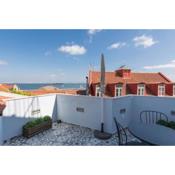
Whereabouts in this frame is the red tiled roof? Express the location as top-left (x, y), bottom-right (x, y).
top-left (2, 84), bottom-right (14, 89)
top-left (89, 71), bottom-right (172, 84)
top-left (0, 84), bottom-right (10, 92)
top-left (26, 89), bottom-right (81, 96)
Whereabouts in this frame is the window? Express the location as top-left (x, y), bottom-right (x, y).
top-left (115, 84), bottom-right (123, 97)
top-left (158, 84), bottom-right (165, 96)
top-left (173, 85), bottom-right (175, 96)
top-left (95, 86), bottom-right (101, 97)
top-left (137, 84), bottom-right (145, 96)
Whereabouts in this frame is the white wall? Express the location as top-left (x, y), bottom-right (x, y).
top-left (0, 117), bottom-right (3, 144)
top-left (128, 96), bottom-right (175, 145)
top-left (0, 94), bottom-right (57, 144)
top-left (132, 96), bottom-right (175, 122)
top-left (57, 94), bottom-right (101, 131)
top-left (3, 94), bottom-right (57, 119)
top-left (113, 96), bottom-right (133, 129)
top-left (1, 117), bottom-right (33, 143)
top-left (56, 94), bottom-right (114, 133)
top-left (2, 94), bottom-right (175, 145)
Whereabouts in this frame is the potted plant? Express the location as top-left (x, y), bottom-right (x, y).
top-left (156, 119), bottom-right (175, 130)
top-left (23, 116), bottom-right (52, 138)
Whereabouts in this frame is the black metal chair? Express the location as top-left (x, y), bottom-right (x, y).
top-left (140, 111), bottom-right (168, 124)
top-left (113, 117), bottom-right (127, 145)
top-left (113, 117), bottom-right (148, 145)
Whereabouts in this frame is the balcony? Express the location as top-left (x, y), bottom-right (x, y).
top-left (1, 94), bottom-right (175, 145)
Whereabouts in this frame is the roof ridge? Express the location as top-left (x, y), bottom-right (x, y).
top-left (131, 72), bottom-right (159, 74)
top-left (90, 70), bottom-right (162, 74)
top-left (158, 72), bottom-right (172, 82)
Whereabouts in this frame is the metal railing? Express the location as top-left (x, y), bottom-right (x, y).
top-left (140, 110), bottom-right (168, 124)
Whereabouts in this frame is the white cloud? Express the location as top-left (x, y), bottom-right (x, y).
top-left (144, 60), bottom-right (175, 69)
top-left (58, 44), bottom-right (86, 55)
top-left (133, 35), bottom-right (158, 48)
top-left (107, 42), bottom-right (126, 49)
top-left (88, 30), bottom-right (102, 43)
top-left (0, 60), bottom-right (8, 65)
top-left (88, 29), bottom-right (102, 35)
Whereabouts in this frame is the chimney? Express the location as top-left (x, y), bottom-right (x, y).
top-left (115, 67), bottom-right (131, 78)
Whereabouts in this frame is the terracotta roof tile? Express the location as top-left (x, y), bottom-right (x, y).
top-left (0, 84), bottom-right (10, 92)
top-left (89, 71), bottom-right (172, 84)
top-left (26, 89), bottom-right (81, 95)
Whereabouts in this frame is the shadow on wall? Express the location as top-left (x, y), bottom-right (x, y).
top-left (2, 94), bottom-right (58, 119)
top-left (52, 96), bottom-right (58, 122)
top-left (1, 116), bottom-right (35, 143)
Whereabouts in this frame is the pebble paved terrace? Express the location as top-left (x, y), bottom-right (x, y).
top-left (3, 122), bottom-right (138, 146)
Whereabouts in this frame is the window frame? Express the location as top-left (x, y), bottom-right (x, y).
top-left (137, 84), bottom-right (145, 96)
top-left (173, 84), bottom-right (175, 96)
top-left (158, 84), bottom-right (165, 96)
top-left (95, 85), bottom-right (101, 97)
top-left (115, 84), bottom-right (123, 97)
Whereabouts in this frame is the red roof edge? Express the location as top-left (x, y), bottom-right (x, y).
top-left (158, 72), bottom-right (172, 82)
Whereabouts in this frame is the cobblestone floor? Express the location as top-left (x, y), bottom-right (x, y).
top-left (3, 122), bottom-right (139, 146)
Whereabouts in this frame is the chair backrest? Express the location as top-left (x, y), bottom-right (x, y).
top-left (113, 117), bottom-right (127, 145)
top-left (140, 111), bottom-right (168, 124)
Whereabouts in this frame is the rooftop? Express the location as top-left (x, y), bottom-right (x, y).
top-left (2, 94), bottom-right (175, 145)
top-left (89, 70), bottom-right (172, 84)
top-left (3, 122), bottom-right (139, 146)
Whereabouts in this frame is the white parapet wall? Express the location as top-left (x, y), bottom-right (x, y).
top-left (0, 117), bottom-right (3, 144)
top-left (56, 94), bottom-right (114, 133)
top-left (132, 96), bottom-right (175, 122)
top-left (112, 96), bottom-right (133, 129)
top-left (0, 116), bottom-right (33, 144)
top-left (1, 94), bottom-right (175, 145)
top-left (128, 96), bottom-right (175, 145)
top-left (3, 94), bottom-right (57, 119)
top-left (0, 94), bottom-right (57, 144)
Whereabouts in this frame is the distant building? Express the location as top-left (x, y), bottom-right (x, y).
top-left (88, 67), bottom-right (175, 97)
top-left (26, 89), bottom-right (86, 96)
top-left (2, 84), bottom-right (20, 91)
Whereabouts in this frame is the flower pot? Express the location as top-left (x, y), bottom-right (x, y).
top-left (23, 120), bottom-right (52, 138)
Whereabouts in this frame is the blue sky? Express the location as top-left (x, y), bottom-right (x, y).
top-left (0, 29), bottom-right (175, 83)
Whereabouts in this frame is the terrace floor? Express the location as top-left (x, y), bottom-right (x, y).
top-left (3, 122), bottom-right (140, 146)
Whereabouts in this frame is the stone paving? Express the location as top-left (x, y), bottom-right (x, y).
top-left (3, 122), bottom-right (138, 146)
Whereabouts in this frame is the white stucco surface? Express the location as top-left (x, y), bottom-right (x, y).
top-left (1, 94), bottom-right (175, 145)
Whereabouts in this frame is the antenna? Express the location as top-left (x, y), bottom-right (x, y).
top-left (119, 65), bottom-right (126, 69)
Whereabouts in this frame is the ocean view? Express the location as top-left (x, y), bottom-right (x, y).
top-left (16, 83), bottom-right (86, 90)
